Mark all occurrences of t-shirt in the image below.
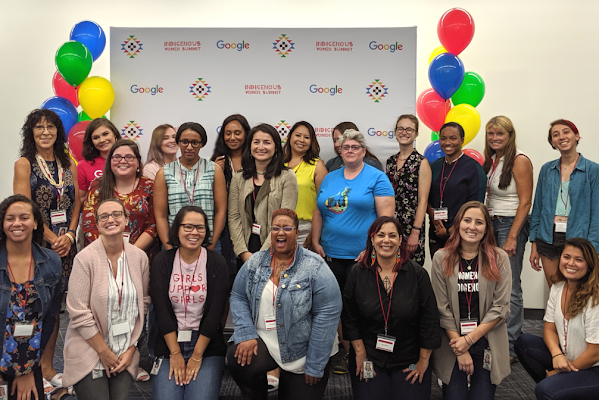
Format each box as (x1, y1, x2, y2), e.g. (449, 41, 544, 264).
(457, 256, 479, 322)
(143, 160, 161, 181)
(77, 156, 106, 191)
(169, 249, 208, 331)
(316, 164, 394, 259)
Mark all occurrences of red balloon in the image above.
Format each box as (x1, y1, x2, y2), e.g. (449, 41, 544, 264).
(68, 121, 90, 161)
(437, 8, 475, 56)
(463, 148, 484, 166)
(417, 89, 451, 132)
(52, 71, 80, 108)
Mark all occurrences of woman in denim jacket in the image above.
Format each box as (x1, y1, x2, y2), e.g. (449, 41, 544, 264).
(0, 195, 62, 399)
(529, 119, 599, 286)
(228, 208, 342, 400)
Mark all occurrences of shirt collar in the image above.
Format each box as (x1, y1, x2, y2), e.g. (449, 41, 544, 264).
(445, 152, 464, 165)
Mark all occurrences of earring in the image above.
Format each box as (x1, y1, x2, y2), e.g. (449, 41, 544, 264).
(250, 154, 254, 159)
(136, 168, 140, 172)
(396, 250, 401, 265)
(371, 248, 376, 266)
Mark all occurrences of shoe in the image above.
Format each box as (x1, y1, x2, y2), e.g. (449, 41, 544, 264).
(333, 353, 349, 375)
(509, 355, 519, 364)
(267, 375, 279, 392)
(50, 373, 63, 388)
(136, 367, 150, 382)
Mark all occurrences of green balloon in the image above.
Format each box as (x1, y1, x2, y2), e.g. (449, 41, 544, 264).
(431, 131, 439, 141)
(55, 41, 93, 87)
(78, 111, 106, 122)
(451, 72, 485, 108)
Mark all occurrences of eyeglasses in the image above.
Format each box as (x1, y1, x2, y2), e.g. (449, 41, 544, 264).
(179, 140, 202, 148)
(33, 125, 57, 133)
(271, 226, 297, 232)
(395, 127, 415, 134)
(111, 154, 137, 163)
(97, 211, 125, 222)
(181, 223, 206, 232)
(341, 145, 362, 152)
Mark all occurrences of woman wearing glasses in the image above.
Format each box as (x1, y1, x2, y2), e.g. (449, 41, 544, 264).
(63, 198, 150, 399)
(150, 206, 229, 400)
(385, 115, 431, 266)
(155, 122, 227, 251)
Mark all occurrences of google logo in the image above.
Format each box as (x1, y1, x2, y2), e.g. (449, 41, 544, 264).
(368, 41, 403, 52)
(216, 40, 250, 51)
(367, 127, 395, 139)
(130, 85, 163, 95)
(309, 85, 343, 96)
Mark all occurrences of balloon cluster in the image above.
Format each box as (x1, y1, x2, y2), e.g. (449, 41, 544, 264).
(418, 8, 485, 165)
(41, 21, 115, 162)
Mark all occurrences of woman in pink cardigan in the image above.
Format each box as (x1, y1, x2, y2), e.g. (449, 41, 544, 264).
(63, 198, 150, 399)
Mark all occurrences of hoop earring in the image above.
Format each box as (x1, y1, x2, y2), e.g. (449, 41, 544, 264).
(371, 248, 376, 266)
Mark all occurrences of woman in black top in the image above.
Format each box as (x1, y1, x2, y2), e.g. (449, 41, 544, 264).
(343, 216, 441, 400)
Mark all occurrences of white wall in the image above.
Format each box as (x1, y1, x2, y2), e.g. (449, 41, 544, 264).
(3, 0, 598, 309)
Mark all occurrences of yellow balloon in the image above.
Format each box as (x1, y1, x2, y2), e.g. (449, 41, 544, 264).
(78, 76, 115, 119)
(445, 104, 481, 146)
(429, 46, 447, 64)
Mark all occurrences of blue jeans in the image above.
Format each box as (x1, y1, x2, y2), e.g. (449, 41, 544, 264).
(443, 337, 496, 400)
(515, 333, 599, 399)
(153, 331, 225, 400)
(492, 215, 529, 356)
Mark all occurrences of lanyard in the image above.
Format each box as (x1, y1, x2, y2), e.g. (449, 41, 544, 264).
(563, 284, 569, 355)
(179, 160, 200, 205)
(179, 249, 201, 324)
(36, 154, 66, 200)
(107, 248, 126, 313)
(7, 254, 33, 313)
(376, 271, 397, 336)
(439, 157, 459, 207)
(559, 154, 579, 213)
(486, 156, 500, 197)
(460, 257, 478, 320)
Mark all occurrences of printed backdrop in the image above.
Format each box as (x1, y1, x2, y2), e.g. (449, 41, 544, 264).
(110, 27, 417, 164)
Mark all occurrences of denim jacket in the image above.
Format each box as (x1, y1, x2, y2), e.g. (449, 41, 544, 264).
(530, 154, 599, 250)
(229, 246, 342, 378)
(0, 242, 62, 356)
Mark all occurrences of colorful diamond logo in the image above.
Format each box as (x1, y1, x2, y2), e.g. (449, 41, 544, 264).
(273, 34, 295, 58)
(122, 35, 143, 58)
(366, 79, 388, 103)
(121, 121, 143, 140)
(275, 120, 292, 143)
(190, 78, 211, 101)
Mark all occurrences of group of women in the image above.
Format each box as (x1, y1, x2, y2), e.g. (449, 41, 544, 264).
(1, 106, 598, 400)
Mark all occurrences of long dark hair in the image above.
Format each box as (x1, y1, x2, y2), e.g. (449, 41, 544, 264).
(168, 206, 211, 247)
(283, 121, 320, 165)
(19, 109, 71, 169)
(81, 118, 121, 163)
(0, 195, 44, 245)
(483, 116, 518, 190)
(359, 216, 410, 273)
(98, 140, 143, 202)
(241, 123, 286, 180)
(211, 114, 250, 182)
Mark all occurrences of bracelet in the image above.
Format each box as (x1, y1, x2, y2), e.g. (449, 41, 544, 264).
(412, 226, 422, 231)
(65, 233, 75, 244)
(466, 334, 475, 346)
(190, 356, 202, 362)
(464, 335, 472, 346)
(552, 353, 564, 359)
(170, 351, 180, 356)
(68, 229, 77, 235)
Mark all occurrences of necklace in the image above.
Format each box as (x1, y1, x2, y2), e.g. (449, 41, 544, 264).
(463, 257, 476, 271)
(35, 153, 64, 198)
(256, 171, 265, 175)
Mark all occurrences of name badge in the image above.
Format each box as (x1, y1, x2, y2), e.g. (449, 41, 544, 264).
(264, 315, 277, 330)
(178, 330, 192, 342)
(555, 221, 567, 233)
(0, 383, 6, 400)
(362, 361, 374, 379)
(252, 223, 261, 235)
(123, 232, 131, 243)
(487, 208, 494, 217)
(151, 358, 163, 375)
(434, 207, 448, 221)
(375, 334, 396, 352)
(483, 348, 492, 371)
(92, 369, 103, 380)
(50, 210, 67, 225)
(460, 319, 478, 335)
(111, 321, 130, 336)
(13, 323, 34, 337)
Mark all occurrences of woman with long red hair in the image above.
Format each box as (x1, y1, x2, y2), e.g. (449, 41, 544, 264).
(431, 201, 511, 399)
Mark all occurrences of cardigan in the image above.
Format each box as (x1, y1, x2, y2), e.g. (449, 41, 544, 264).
(149, 248, 229, 359)
(228, 169, 298, 257)
(431, 248, 511, 385)
(63, 239, 150, 387)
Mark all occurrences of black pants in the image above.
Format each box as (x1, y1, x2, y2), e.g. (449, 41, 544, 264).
(2, 367, 44, 400)
(73, 369, 132, 400)
(227, 337, 332, 400)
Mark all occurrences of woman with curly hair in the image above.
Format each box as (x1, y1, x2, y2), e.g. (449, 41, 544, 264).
(13, 108, 80, 387)
(516, 238, 599, 399)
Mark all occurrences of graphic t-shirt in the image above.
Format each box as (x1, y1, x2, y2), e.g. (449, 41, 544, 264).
(77, 156, 106, 191)
(316, 164, 393, 259)
(458, 256, 479, 322)
(169, 249, 208, 331)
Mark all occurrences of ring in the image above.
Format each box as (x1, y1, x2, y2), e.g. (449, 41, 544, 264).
(415, 373, 419, 377)
(110, 367, 115, 370)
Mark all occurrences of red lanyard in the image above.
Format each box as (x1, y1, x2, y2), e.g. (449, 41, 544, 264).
(179, 249, 201, 323)
(179, 161, 200, 205)
(486, 156, 500, 196)
(439, 157, 459, 207)
(7, 255, 33, 311)
(376, 271, 397, 336)
(107, 248, 126, 312)
(563, 284, 569, 355)
(460, 257, 478, 320)
(559, 154, 579, 212)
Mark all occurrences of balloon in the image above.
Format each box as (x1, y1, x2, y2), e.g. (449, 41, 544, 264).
(417, 88, 452, 132)
(78, 76, 115, 119)
(424, 140, 445, 163)
(55, 41, 93, 87)
(437, 8, 475, 55)
(463, 149, 484, 166)
(52, 71, 79, 108)
(67, 121, 91, 162)
(78, 110, 106, 122)
(451, 72, 485, 108)
(445, 104, 481, 146)
(428, 53, 465, 100)
(70, 21, 106, 61)
(428, 46, 448, 64)
(431, 131, 439, 141)
(40, 96, 78, 136)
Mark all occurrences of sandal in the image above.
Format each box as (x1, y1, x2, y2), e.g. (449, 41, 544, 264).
(136, 367, 150, 382)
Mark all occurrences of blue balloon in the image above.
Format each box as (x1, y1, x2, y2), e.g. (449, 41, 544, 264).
(428, 52, 465, 100)
(424, 140, 445, 163)
(70, 21, 106, 61)
(40, 96, 78, 136)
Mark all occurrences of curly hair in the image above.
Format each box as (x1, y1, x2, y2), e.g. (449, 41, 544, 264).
(283, 121, 320, 165)
(359, 216, 410, 272)
(19, 109, 71, 169)
(81, 118, 122, 163)
(210, 114, 250, 183)
(0, 195, 44, 245)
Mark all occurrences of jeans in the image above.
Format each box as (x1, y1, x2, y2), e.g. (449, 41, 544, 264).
(493, 215, 529, 356)
(73, 369, 132, 400)
(443, 337, 496, 400)
(153, 330, 225, 400)
(515, 333, 599, 399)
